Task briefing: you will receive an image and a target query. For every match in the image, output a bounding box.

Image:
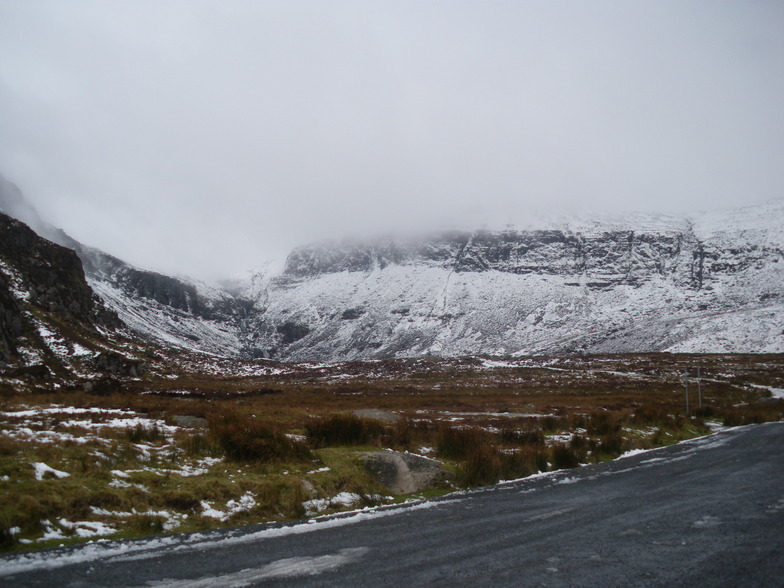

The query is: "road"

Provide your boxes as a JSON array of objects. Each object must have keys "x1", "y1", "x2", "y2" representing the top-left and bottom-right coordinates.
[{"x1": 2, "y1": 422, "x2": 783, "y2": 587}]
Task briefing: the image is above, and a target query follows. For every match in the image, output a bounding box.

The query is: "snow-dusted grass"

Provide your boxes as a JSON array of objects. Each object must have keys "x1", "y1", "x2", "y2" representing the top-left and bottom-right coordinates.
[
  {"x1": 0, "y1": 402, "x2": 395, "y2": 552},
  {"x1": 1, "y1": 352, "x2": 781, "y2": 553}
]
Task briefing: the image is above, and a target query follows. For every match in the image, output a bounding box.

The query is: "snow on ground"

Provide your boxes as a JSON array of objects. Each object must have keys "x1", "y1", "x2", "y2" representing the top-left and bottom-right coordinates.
[
  {"x1": 616, "y1": 448, "x2": 651, "y2": 460},
  {"x1": 2, "y1": 407, "x2": 172, "y2": 434},
  {"x1": 1, "y1": 425, "x2": 771, "y2": 575},
  {"x1": 302, "y1": 492, "x2": 362, "y2": 516},
  {"x1": 480, "y1": 359, "x2": 525, "y2": 369},
  {"x1": 89, "y1": 280, "x2": 244, "y2": 358},
  {"x1": 1, "y1": 406, "x2": 136, "y2": 418},
  {"x1": 0, "y1": 498, "x2": 456, "y2": 577},
  {"x1": 37, "y1": 520, "x2": 66, "y2": 542},
  {"x1": 89, "y1": 507, "x2": 187, "y2": 532},
  {"x1": 0, "y1": 407, "x2": 178, "y2": 448},
  {"x1": 307, "y1": 467, "x2": 330, "y2": 475},
  {"x1": 0, "y1": 258, "x2": 31, "y2": 302},
  {"x1": 747, "y1": 383, "x2": 784, "y2": 400},
  {"x1": 165, "y1": 457, "x2": 223, "y2": 477},
  {"x1": 200, "y1": 492, "x2": 258, "y2": 522},
  {"x1": 545, "y1": 433, "x2": 573, "y2": 446},
  {"x1": 1, "y1": 405, "x2": 226, "y2": 486},
  {"x1": 32, "y1": 462, "x2": 70, "y2": 480},
  {"x1": 2, "y1": 427, "x2": 95, "y2": 445},
  {"x1": 55, "y1": 519, "x2": 118, "y2": 539},
  {"x1": 437, "y1": 410, "x2": 551, "y2": 419}
]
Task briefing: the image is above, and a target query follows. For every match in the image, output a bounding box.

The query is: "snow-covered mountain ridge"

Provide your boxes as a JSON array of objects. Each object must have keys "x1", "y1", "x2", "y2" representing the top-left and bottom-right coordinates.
[
  {"x1": 1, "y1": 173, "x2": 782, "y2": 361},
  {"x1": 243, "y1": 201, "x2": 784, "y2": 360}
]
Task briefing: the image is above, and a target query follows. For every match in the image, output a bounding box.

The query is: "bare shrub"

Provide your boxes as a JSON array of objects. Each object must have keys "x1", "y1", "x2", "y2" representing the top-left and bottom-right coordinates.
[
  {"x1": 460, "y1": 445, "x2": 548, "y2": 487},
  {"x1": 126, "y1": 424, "x2": 163, "y2": 443},
  {"x1": 586, "y1": 411, "x2": 623, "y2": 436},
  {"x1": 305, "y1": 414, "x2": 385, "y2": 448},
  {"x1": 500, "y1": 448, "x2": 548, "y2": 479},
  {"x1": 180, "y1": 433, "x2": 219, "y2": 456},
  {"x1": 459, "y1": 444, "x2": 502, "y2": 486},
  {"x1": 162, "y1": 490, "x2": 200, "y2": 512},
  {"x1": 210, "y1": 411, "x2": 312, "y2": 463},
  {"x1": 436, "y1": 426, "x2": 492, "y2": 460},
  {"x1": 0, "y1": 525, "x2": 16, "y2": 549},
  {"x1": 0, "y1": 435, "x2": 20, "y2": 456},
  {"x1": 550, "y1": 445, "x2": 580, "y2": 469},
  {"x1": 500, "y1": 428, "x2": 545, "y2": 447},
  {"x1": 128, "y1": 513, "x2": 165, "y2": 534},
  {"x1": 597, "y1": 433, "x2": 628, "y2": 457}
]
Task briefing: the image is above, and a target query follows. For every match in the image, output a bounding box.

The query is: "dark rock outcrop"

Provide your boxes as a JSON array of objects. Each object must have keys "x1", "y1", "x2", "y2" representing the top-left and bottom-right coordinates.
[
  {"x1": 93, "y1": 351, "x2": 146, "y2": 378},
  {"x1": 361, "y1": 451, "x2": 452, "y2": 494},
  {"x1": 81, "y1": 247, "x2": 207, "y2": 316},
  {"x1": 0, "y1": 273, "x2": 23, "y2": 364},
  {"x1": 0, "y1": 213, "x2": 119, "y2": 328},
  {"x1": 276, "y1": 321, "x2": 311, "y2": 345},
  {"x1": 281, "y1": 228, "x2": 702, "y2": 288}
]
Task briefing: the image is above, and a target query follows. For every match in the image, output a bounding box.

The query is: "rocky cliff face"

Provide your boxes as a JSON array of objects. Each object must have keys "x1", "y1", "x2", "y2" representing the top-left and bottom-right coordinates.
[
  {"x1": 64, "y1": 203, "x2": 784, "y2": 361},
  {"x1": 248, "y1": 205, "x2": 783, "y2": 360},
  {"x1": 0, "y1": 211, "x2": 144, "y2": 382},
  {"x1": 282, "y1": 216, "x2": 780, "y2": 295},
  {"x1": 0, "y1": 271, "x2": 24, "y2": 363},
  {"x1": 1, "y1": 173, "x2": 782, "y2": 361},
  {"x1": 81, "y1": 247, "x2": 252, "y2": 357},
  {"x1": 0, "y1": 213, "x2": 118, "y2": 330},
  {"x1": 0, "y1": 175, "x2": 248, "y2": 357},
  {"x1": 283, "y1": 225, "x2": 700, "y2": 288}
]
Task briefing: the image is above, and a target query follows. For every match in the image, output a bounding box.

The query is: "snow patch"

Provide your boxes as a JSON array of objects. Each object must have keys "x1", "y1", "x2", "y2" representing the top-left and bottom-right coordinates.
[
  {"x1": 32, "y1": 462, "x2": 70, "y2": 480},
  {"x1": 302, "y1": 492, "x2": 362, "y2": 515},
  {"x1": 200, "y1": 492, "x2": 257, "y2": 522}
]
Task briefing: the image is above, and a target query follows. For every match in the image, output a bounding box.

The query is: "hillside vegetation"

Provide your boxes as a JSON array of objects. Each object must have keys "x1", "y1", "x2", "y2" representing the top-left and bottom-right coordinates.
[{"x1": 1, "y1": 352, "x2": 782, "y2": 552}]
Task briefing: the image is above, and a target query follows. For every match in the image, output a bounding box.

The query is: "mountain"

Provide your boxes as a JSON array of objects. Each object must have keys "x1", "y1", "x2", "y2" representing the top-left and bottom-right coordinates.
[
  {"x1": 0, "y1": 176, "x2": 250, "y2": 358},
  {"x1": 0, "y1": 209, "x2": 153, "y2": 389},
  {"x1": 1, "y1": 174, "x2": 782, "y2": 362},
  {"x1": 244, "y1": 204, "x2": 784, "y2": 360}
]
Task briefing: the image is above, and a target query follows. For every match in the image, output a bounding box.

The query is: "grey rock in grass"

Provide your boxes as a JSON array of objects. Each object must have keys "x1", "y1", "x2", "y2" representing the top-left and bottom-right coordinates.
[
  {"x1": 173, "y1": 415, "x2": 209, "y2": 429},
  {"x1": 361, "y1": 451, "x2": 451, "y2": 494},
  {"x1": 353, "y1": 409, "x2": 400, "y2": 423},
  {"x1": 300, "y1": 477, "x2": 318, "y2": 499}
]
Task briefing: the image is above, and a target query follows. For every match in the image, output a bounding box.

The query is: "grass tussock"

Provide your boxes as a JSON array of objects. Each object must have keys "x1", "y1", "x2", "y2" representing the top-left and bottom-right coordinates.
[
  {"x1": 209, "y1": 411, "x2": 312, "y2": 463},
  {"x1": 720, "y1": 402, "x2": 784, "y2": 427},
  {"x1": 436, "y1": 426, "x2": 494, "y2": 461},
  {"x1": 550, "y1": 445, "x2": 581, "y2": 469},
  {"x1": 126, "y1": 424, "x2": 164, "y2": 444},
  {"x1": 459, "y1": 445, "x2": 549, "y2": 486},
  {"x1": 305, "y1": 414, "x2": 385, "y2": 448}
]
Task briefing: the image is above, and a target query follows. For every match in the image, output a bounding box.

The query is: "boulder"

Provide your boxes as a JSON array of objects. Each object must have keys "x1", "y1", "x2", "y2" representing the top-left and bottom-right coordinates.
[
  {"x1": 173, "y1": 415, "x2": 209, "y2": 429},
  {"x1": 360, "y1": 451, "x2": 451, "y2": 494}
]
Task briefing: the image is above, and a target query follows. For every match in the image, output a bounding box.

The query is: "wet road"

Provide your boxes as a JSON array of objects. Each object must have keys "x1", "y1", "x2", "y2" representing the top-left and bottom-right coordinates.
[{"x1": 2, "y1": 422, "x2": 783, "y2": 587}]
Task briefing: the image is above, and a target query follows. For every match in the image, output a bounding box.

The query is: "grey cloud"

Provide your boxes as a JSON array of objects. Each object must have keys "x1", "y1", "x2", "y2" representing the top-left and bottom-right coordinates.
[{"x1": 1, "y1": 1, "x2": 782, "y2": 279}]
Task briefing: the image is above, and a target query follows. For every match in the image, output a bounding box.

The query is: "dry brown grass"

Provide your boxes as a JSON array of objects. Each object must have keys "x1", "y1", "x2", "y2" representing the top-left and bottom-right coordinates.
[{"x1": 1, "y1": 352, "x2": 782, "y2": 552}]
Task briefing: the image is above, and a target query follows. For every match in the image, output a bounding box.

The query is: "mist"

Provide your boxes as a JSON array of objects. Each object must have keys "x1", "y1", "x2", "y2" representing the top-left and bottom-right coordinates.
[{"x1": 1, "y1": 1, "x2": 783, "y2": 280}]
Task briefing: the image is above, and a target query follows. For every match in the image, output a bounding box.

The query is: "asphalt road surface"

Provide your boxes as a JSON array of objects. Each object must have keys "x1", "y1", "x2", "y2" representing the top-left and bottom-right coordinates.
[{"x1": 2, "y1": 422, "x2": 783, "y2": 587}]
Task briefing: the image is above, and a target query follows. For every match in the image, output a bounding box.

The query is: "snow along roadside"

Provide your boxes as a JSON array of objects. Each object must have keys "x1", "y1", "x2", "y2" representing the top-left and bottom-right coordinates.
[
  {"x1": 0, "y1": 498, "x2": 456, "y2": 576},
  {"x1": 0, "y1": 422, "x2": 775, "y2": 577}
]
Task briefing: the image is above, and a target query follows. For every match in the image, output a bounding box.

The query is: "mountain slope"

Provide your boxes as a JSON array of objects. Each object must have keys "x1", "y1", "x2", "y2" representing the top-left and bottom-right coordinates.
[
  {"x1": 1, "y1": 174, "x2": 782, "y2": 360},
  {"x1": 0, "y1": 175, "x2": 249, "y2": 357},
  {"x1": 244, "y1": 203, "x2": 784, "y2": 360},
  {"x1": 0, "y1": 211, "x2": 150, "y2": 388}
]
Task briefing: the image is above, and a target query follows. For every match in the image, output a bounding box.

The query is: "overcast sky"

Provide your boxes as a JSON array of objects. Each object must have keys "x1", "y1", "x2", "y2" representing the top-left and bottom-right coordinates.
[{"x1": 1, "y1": 1, "x2": 783, "y2": 280}]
